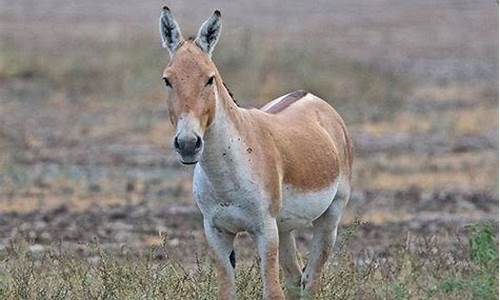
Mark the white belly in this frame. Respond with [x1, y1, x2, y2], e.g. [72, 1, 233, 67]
[194, 163, 339, 233]
[277, 182, 339, 231]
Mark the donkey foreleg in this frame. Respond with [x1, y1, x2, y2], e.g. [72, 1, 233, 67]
[204, 220, 236, 300]
[256, 218, 286, 300]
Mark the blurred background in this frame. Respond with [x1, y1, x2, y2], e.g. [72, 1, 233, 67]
[0, 0, 498, 260]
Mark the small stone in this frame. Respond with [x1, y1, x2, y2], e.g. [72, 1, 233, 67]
[29, 244, 44, 254]
[168, 238, 179, 247]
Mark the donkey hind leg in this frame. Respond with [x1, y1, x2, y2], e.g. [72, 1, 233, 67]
[279, 230, 302, 300]
[301, 185, 350, 298]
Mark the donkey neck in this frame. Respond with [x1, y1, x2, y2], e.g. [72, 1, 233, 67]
[199, 79, 248, 180]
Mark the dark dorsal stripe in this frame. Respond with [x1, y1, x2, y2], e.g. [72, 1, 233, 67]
[264, 90, 308, 114]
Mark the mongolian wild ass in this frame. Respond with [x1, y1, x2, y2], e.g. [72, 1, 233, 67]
[159, 7, 353, 300]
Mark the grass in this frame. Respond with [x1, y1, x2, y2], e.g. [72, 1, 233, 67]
[0, 222, 497, 299]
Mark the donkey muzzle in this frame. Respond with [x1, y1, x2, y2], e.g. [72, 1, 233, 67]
[174, 133, 203, 164]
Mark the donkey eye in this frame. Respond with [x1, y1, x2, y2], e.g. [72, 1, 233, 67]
[163, 77, 172, 88]
[205, 76, 215, 86]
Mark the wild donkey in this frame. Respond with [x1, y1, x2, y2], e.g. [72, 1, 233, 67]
[159, 7, 352, 300]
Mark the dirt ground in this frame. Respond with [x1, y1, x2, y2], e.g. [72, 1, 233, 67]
[0, 0, 498, 264]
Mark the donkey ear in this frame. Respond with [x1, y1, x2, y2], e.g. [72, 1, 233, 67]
[159, 6, 184, 57]
[195, 10, 221, 56]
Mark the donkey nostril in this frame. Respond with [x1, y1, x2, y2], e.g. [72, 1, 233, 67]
[195, 136, 202, 149]
[174, 136, 180, 149]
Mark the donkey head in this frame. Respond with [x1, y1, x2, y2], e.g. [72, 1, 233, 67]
[159, 6, 222, 164]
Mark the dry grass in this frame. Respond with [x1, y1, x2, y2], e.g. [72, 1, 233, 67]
[356, 105, 498, 137]
[0, 223, 497, 300]
[354, 150, 498, 191]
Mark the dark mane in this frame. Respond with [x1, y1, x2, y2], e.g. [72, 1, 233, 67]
[223, 81, 239, 106]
